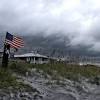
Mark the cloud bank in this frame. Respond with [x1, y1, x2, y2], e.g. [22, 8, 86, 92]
[0, 0, 100, 51]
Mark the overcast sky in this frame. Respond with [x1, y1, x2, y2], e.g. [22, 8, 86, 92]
[0, 0, 100, 51]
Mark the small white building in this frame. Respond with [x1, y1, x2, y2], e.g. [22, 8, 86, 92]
[14, 52, 49, 64]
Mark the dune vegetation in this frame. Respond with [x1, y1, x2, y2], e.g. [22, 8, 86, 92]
[7, 62, 100, 84]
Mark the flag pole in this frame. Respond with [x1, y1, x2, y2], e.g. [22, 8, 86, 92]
[2, 32, 10, 68]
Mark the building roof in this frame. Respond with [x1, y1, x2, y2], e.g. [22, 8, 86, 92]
[14, 53, 48, 58]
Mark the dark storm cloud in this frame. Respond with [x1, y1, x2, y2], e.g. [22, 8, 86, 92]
[0, 0, 100, 51]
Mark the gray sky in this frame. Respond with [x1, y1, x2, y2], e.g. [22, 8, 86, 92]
[0, 0, 100, 51]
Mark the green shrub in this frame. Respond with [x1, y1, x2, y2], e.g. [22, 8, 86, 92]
[9, 62, 31, 75]
[0, 68, 17, 88]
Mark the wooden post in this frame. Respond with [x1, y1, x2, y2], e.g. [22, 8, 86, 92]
[2, 33, 10, 68]
[2, 44, 10, 68]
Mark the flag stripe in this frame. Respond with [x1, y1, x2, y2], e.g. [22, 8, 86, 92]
[6, 39, 24, 46]
[13, 39, 24, 45]
[6, 40, 22, 47]
[13, 39, 24, 44]
[14, 37, 24, 42]
[6, 40, 23, 48]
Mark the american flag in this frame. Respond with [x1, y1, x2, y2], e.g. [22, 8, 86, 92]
[5, 32, 24, 49]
